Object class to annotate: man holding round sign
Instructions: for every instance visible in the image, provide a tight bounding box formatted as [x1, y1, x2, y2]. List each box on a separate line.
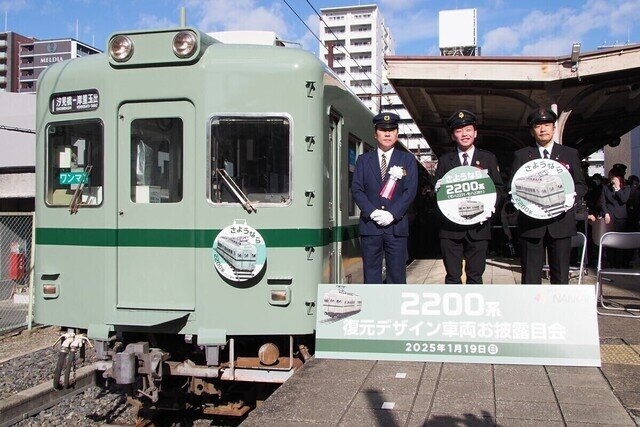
[435, 110, 504, 284]
[510, 107, 587, 284]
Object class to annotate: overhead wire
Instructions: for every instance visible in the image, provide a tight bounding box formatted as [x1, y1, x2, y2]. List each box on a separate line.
[283, 0, 421, 144]
[304, 0, 415, 137]
[281, 0, 377, 106]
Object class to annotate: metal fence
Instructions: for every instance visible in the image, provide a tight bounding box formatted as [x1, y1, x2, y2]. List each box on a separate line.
[0, 212, 34, 333]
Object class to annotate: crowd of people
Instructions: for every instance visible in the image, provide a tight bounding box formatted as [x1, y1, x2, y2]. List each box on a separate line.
[584, 163, 640, 267]
[352, 106, 637, 284]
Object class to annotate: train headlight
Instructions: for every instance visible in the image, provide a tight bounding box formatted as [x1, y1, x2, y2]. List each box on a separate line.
[172, 31, 198, 58]
[109, 35, 134, 62]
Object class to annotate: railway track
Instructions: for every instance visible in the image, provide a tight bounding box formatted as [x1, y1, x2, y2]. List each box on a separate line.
[0, 365, 95, 427]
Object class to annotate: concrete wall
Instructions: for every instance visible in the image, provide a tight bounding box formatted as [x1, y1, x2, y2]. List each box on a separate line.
[0, 92, 35, 168]
[604, 132, 632, 178]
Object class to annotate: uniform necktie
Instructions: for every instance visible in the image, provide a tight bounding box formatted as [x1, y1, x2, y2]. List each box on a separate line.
[543, 149, 549, 159]
[380, 153, 387, 180]
[462, 153, 469, 166]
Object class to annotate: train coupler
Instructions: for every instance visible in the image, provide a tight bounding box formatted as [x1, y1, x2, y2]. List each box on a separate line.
[110, 342, 170, 403]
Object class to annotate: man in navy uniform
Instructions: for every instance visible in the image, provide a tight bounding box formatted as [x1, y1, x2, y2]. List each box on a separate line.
[352, 112, 418, 283]
[511, 107, 587, 284]
[435, 110, 504, 284]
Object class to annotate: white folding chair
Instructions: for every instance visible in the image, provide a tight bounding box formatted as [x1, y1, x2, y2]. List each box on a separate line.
[596, 231, 640, 317]
[542, 232, 587, 285]
[570, 232, 587, 285]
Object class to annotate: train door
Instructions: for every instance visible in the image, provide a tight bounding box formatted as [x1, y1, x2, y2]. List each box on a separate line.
[116, 101, 196, 310]
[328, 111, 342, 283]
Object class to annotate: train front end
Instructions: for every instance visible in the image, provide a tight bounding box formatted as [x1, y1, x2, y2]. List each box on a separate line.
[34, 27, 347, 412]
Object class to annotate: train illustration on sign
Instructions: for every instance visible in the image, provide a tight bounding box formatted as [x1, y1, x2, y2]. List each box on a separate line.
[323, 288, 362, 318]
[215, 236, 257, 272]
[457, 199, 484, 219]
[513, 173, 566, 215]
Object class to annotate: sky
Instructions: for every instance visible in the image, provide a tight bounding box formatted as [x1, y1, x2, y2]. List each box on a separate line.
[2, 0, 640, 57]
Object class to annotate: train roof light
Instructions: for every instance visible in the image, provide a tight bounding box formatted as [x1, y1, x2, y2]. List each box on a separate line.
[173, 31, 198, 58]
[109, 35, 134, 62]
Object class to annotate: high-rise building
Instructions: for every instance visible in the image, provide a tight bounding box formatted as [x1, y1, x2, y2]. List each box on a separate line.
[18, 38, 101, 93]
[318, 4, 431, 162]
[1, 32, 36, 92]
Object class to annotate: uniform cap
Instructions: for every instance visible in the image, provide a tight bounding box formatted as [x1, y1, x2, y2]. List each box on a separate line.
[373, 112, 400, 130]
[527, 107, 558, 127]
[446, 110, 477, 131]
[612, 163, 627, 176]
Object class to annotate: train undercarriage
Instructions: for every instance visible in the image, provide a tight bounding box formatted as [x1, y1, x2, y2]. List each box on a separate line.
[53, 330, 313, 416]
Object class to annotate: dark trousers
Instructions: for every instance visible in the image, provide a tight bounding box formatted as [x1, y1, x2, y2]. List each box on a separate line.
[361, 234, 407, 284]
[520, 233, 571, 284]
[440, 236, 488, 284]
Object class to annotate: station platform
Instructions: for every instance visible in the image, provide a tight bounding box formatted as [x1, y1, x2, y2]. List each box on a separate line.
[242, 258, 640, 426]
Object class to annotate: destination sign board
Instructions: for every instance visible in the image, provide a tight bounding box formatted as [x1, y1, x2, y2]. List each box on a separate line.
[50, 90, 99, 114]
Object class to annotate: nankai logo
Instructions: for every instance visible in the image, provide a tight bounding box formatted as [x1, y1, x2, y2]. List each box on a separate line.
[534, 293, 589, 304]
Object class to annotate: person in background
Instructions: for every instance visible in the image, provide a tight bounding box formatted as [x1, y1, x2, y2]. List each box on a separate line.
[510, 107, 587, 284]
[351, 112, 418, 284]
[626, 175, 640, 232]
[601, 167, 631, 267]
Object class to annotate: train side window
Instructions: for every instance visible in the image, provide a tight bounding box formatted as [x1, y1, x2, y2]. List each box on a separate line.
[348, 134, 362, 217]
[45, 120, 103, 207]
[209, 116, 291, 205]
[130, 118, 183, 203]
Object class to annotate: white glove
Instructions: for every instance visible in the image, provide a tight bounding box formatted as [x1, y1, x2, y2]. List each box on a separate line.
[434, 179, 442, 191]
[370, 209, 385, 221]
[376, 210, 394, 227]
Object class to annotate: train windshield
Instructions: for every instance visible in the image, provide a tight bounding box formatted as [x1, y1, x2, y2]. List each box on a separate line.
[210, 116, 290, 205]
[45, 120, 103, 207]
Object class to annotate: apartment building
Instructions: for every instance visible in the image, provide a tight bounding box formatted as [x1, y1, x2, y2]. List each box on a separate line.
[318, 4, 431, 163]
[18, 38, 100, 93]
[1, 32, 35, 92]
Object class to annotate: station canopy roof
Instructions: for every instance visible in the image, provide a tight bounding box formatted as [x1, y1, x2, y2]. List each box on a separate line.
[386, 43, 640, 169]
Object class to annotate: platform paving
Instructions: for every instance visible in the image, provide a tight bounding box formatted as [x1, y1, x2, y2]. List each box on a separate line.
[242, 258, 640, 427]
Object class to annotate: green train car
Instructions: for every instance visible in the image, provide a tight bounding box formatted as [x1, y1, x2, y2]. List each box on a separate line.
[34, 28, 378, 411]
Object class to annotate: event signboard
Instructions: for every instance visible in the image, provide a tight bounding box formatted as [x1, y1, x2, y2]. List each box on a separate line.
[316, 284, 600, 366]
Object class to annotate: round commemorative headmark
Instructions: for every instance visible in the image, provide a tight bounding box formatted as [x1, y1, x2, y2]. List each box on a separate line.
[510, 159, 576, 220]
[436, 165, 497, 226]
[212, 220, 266, 282]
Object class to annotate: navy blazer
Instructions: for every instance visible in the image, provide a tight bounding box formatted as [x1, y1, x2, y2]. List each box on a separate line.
[351, 148, 418, 236]
[510, 144, 587, 239]
[435, 148, 505, 240]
